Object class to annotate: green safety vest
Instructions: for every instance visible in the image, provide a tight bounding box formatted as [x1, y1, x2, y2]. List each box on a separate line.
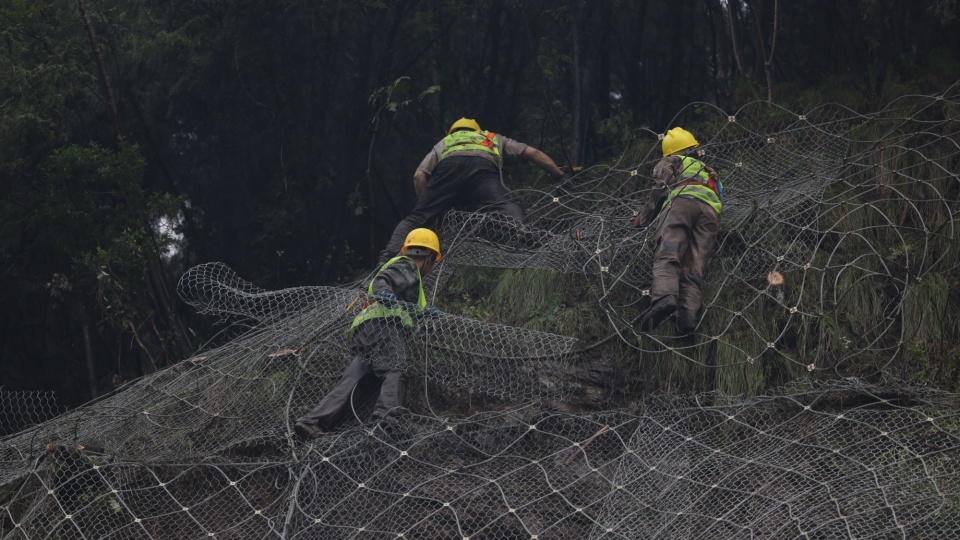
[665, 155, 722, 215]
[347, 256, 427, 339]
[439, 130, 501, 163]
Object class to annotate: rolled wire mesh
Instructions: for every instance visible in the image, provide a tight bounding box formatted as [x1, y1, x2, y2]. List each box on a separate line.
[0, 388, 62, 437]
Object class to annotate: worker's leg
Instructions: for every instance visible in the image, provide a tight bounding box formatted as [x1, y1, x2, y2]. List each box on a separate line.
[463, 159, 524, 221]
[378, 159, 467, 264]
[677, 201, 720, 333]
[368, 324, 409, 420]
[456, 158, 537, 249]
[641, 200, 692, 331]
[295, 354, 374, 435]
[373, 370, 408, 420]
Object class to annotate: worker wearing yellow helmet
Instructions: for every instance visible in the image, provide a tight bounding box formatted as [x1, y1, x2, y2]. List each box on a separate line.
[294, 228, 442, 439]
[632, 127, 722, 336]
[376, 117, 568, 265]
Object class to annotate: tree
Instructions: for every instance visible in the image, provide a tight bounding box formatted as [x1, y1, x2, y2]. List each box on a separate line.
[747, 0, 779, 102]
[3, 0, 960, 407]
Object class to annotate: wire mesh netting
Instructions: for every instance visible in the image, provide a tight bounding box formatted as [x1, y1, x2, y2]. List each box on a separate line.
[438, 87, 960, 377]
[0, 388, 62, 438]
[2, 380, 958, 538]
[3, 87, 960, 538]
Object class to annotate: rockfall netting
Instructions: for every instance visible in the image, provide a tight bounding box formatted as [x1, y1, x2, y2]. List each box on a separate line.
[3, 86, 960, 538]
[2, 380, 958, 538]
[441, 88, 960, 377]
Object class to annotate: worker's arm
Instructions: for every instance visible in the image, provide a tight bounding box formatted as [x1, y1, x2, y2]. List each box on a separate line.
[372, 259, 422, 304]
[413, 170, 429, 198]
[632, 157, 678, 228]
[413, 142, 444, 198]
[521, 146, 565, 180]
[632, 185, 669, 228]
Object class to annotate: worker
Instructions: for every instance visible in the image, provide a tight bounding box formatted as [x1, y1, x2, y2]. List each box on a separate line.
[376, 117, 567, 265]
[294, 228, 442, 439]
[632, 127, 721, 335]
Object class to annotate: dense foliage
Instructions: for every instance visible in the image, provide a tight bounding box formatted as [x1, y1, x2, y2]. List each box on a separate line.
[2, 0, 959, 404]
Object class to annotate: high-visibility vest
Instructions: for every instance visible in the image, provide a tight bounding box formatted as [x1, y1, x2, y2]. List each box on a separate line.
[348, 256, 426, 339]
[439, 130, 501, 163]
[665, 155, 722, 215]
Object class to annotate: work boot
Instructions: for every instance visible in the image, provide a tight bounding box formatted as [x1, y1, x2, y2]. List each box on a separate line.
[639, 296, 677, 332]
[676, 310, 699, 336]
[293, 420, 325, 440]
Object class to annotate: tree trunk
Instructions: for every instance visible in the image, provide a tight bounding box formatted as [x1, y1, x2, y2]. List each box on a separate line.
[727, 0, 747, 76]
[481, 1, 504, 124]
[595, 5, 612, 123]
[76, 0, 121, 137]
[624, 1, 650, 125]
[78, 300, 98, 399]
[748, 0, 779, 101]
[576, 3, 610, 166]
[428, 1, 443, 135]
[764, 0, 779, 102]
[367, 116, 379, 264]
[146, 250, 193, 359]
[570, 10, 582, 167]
[706, 0, 735, 111]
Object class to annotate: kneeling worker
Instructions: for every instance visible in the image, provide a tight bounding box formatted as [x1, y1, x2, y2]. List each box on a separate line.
[294, 228, 442, 439]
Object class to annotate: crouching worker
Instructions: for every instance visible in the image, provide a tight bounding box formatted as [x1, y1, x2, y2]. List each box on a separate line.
[632, 127, 721, 335]
[294, 228, 442, 439]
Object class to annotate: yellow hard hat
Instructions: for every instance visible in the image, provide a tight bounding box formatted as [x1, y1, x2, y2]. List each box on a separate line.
[402, 228, 442, 261]
[662, 127, 699, 157]
[448, 117, 481, 135]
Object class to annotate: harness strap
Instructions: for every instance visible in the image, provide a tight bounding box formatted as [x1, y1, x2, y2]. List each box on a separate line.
[479, 131, 499, 155]
[677, 179, 719, 197]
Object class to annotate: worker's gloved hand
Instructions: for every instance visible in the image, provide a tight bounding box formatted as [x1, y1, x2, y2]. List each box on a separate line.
[555, 165, 581, 183]
[418, 306, 442, 320]
[375, 290, 398, 308]
[631, 213, 647, 228]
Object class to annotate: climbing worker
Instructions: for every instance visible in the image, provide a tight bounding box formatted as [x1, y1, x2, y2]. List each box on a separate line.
[294, 228, 443, 439]
[632, 127, 721, 335]
[376, 117, 568, 265]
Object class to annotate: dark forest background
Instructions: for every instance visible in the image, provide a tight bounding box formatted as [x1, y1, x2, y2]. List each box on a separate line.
[2, 0, 960, 407]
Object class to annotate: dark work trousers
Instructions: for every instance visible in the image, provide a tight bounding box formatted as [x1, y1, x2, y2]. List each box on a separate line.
[379, 155, 524, 263]
[650, 195, 720, 322]
[296, 320, 409, 431]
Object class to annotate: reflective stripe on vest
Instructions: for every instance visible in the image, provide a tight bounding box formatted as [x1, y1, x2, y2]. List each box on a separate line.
[439, 130, 501, 163]
[348, 256, 427, 339]
[666, 156, 722, 215]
